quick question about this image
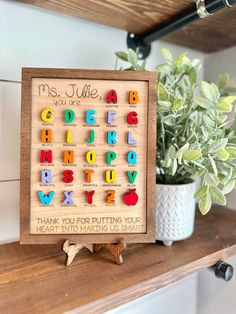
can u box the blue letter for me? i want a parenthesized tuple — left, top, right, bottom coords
(38, 191, 55, 205)
(107, 131, 117, 144)
(86, 110, 96, 124)
(127, 151, 137, 164)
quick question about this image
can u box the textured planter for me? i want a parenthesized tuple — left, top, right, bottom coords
(156, 181, 196, 246)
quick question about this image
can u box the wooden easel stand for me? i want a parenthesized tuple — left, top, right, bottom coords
(63, 238, 127, 266)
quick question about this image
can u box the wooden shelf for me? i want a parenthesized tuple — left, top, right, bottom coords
(18, 0, 236, 52)
(0, 205, 236, 313)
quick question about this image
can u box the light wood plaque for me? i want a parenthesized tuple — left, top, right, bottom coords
(20, 68, 157, 244)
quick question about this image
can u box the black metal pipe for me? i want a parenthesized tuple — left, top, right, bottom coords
(127, 0, 236, 59)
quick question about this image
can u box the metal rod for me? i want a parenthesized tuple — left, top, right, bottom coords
(127, 0, 236, 59)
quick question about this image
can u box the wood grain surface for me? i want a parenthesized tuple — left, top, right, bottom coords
(21, 68, 157, 244)
(1, 205, 236, 314)
(17, 0, 236, 52)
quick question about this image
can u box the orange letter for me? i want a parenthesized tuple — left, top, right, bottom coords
(41, 129, 52, 143)
(129, 90, 139, 104)
(64, 150, 74, 164)
(84, 169, 94, 183)
(106, 190, 115, 204)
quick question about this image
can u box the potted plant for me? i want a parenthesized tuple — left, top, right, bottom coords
(115, 48, 236, 246)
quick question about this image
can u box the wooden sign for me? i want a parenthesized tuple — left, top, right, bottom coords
(20, 68, 157, 244)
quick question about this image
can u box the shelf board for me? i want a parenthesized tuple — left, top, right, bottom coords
(17, 0, 236, 52)
(0, 205, 236, 313)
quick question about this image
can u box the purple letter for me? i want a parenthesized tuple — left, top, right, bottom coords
(107, 111, 116, 124)
(63, 191, 74, 205)
(41, 170, 52, 183)
(128, 131, 137, 145)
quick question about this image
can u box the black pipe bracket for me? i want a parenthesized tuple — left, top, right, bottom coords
(127, 33, 151, 60)
(127, 0, 236, 59)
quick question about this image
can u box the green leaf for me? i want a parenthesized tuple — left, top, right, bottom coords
(199, 193, 212, 215)
(158, 82, 169, 101)
(222, 179, 235, 194)
(173, 52, 187, 69)
(218, 73, 229, 90)
(155, 64, 170, 73)
(194, 96, 213, 109)
(201, 81, 218, 103)
(211, 83, 220, 102)
(163, 156, 171, 168)
(189, 67, 197, 85)
(216, 101, 232, 112)
(216, 148, 230, 161)
(208, 154, 218, 176)
(161, 47, 173, 63)
(172, 99, 184, 112)
(194, 185, 208, 199)
(178, 142, 189, 153)
(158, 101, 171, 112)
(115, 51, 128, 62)
(216, 96, 236, 112)
(209, 186, 226, 205)
(162, 116, 176, 126)
(225, 147, 236, 158)
(171, 159, 177, 176)
(204, 173, 219, 186)
(166, 145, 176, 159)
(127, 49, 138, 67)
(209, 138, 228, 152)
(183, 150, 202, 161)
(203, 115, 215, 128)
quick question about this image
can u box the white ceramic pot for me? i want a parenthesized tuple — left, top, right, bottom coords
(156, 181, 196, 246)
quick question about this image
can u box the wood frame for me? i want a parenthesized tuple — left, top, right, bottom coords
(20, 68, 157, 244)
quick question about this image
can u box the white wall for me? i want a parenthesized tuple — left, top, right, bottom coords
(0, 1, 206, 314)
(0, 0, 205, 244)
(198, 46, 236, 314)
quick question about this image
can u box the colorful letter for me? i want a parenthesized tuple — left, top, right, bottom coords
(107, 131, 117, 144)
(126, 171, 138, 184)
(41, 108, 55, 123)
(86, 150, 96, 164)
(41, 129, 52, 143)
(38, 191, 55, 205)
(127, 131, 137, 145)
(106, 151, 116, 164)
(129, 90, 139, 104)
(106, 190, 115, 204)
(85, 190, 95, 204)
(107, 89, 118, 104)
(64, 109, 75, 123)
(62, 191, 74, 205)
(40, 150, 52, 163)
(64, 150, 74, 164)
(127, 111, 138, 125)
(84, 169, 94, 183)
(41, 170, 52, 183)
(105, 170, 116, 183)
(107, 111, 116, 124)
(66, 130, 72, 144)
(63, 170, 74, 183)
(127, 151, 137, 164)
(86, 110, 96, 124)
(86, 130, 95, 143)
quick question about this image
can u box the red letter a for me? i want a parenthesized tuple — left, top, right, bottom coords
(107, 90, 118, 104)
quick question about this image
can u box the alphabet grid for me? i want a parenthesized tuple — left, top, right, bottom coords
(30, 77, 149, 235)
